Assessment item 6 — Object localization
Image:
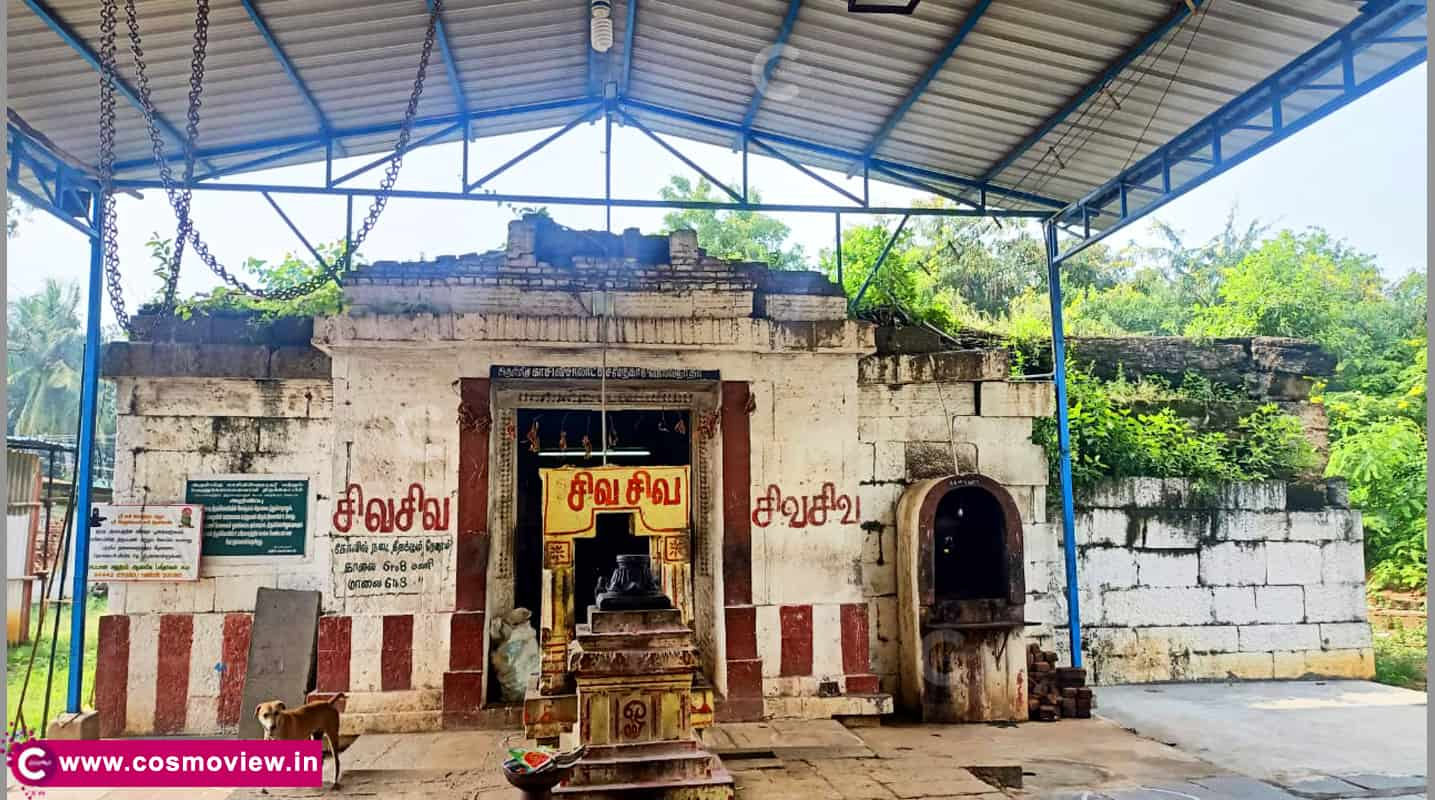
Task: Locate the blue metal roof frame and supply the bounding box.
[739,0,805,132]
[856,0,993,165]
[238,0,338,140]
[1052,0,1427,261]
[4,0,1424,225]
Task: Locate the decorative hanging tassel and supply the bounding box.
[526,420,541,454]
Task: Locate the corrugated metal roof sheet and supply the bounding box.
[3,0,1409,218]
[7,451,41,511]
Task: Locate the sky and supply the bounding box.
[5,64,1427,326]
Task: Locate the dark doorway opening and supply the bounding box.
[573,514,645,625]
[501,407,691,703]
[932,486,1007,601]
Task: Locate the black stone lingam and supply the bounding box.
[595,554,672,610]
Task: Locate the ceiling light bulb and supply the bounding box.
[591,0,614,53]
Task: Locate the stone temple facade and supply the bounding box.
[97,216,1372,736]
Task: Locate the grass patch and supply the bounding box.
[1372,622,1427,691]
[6,596,105,735]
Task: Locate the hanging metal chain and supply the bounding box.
[104,0,441,312]
[97,0,129,333]
[122,0,207,313]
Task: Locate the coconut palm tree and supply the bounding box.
[8,279,84,436]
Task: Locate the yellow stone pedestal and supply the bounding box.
[555,607,732,799]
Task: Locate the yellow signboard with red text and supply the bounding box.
[540,466,689,537]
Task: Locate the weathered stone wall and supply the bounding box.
[854,351,1371,699]
[855,350,1055,697]
[101,361,340,735]
[1024,478,1372,684]
[1068,336,1336,401]
[98,219,890,734]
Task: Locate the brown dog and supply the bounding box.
[255,694,345,788]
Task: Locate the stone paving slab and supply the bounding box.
[704,719,875,759]
[1193,775,1307,800]
[1337,775,1428,794]
[1284,776,1370,797]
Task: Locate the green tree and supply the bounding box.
[819,218,963,331]
[658,177,807,269]
[139,233,349,320]
[7,194,26,238]
[1184,229,1383,344]
[1327,417,1427,590]
[7,279,84,436]
[1142,210,1268,311]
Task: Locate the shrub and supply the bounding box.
[1036,361,1318,492]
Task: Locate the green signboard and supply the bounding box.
[186,476,309,557]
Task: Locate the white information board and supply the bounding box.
[89,504,203,581]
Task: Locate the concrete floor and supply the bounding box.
[10,682,1427,800]
[1096,681,1427,785]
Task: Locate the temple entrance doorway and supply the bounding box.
[501,407,692,703]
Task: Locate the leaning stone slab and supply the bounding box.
[237,587,322,739]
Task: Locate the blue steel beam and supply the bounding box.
[239,0,339,141]
[621,0,638,93]
[1052,0,1427,262]
[107,175,1050,218]
[194,142,323,182]
[1044,221,1083,669]
[739,0,803,130]
[978,0,1207,184]
[333,122,462,186]
[96,83,1066,211]
[7,126,100,236]
[620,98,1066,209]
[67,197,105,713]
[849,214,910,310]
[114,96,596,173]
[261,192,334,272]
[619,108,744,202]
[857,0,993,163]
[746,135,864,206]
[869,163,980,209]
[427,0,471,116]
[467,106,600,191]
[21,0,219,174]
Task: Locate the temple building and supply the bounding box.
[96,216,1373,736]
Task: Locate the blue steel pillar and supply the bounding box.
[67,196,105,712]
[1044,221,1082,668]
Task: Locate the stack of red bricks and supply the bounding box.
[1026,644,1093,721]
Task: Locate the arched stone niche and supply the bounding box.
[896,474,1028,722]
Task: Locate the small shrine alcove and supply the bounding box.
[896,474,1027,722]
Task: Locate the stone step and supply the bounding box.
[569,745,716,786]
[339,710,442,736]
[583,740,699,760]
[324,689,443,714]
[554,759,734,800]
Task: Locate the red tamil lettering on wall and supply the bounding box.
[750,483,860,529]
[332,483,452,533]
